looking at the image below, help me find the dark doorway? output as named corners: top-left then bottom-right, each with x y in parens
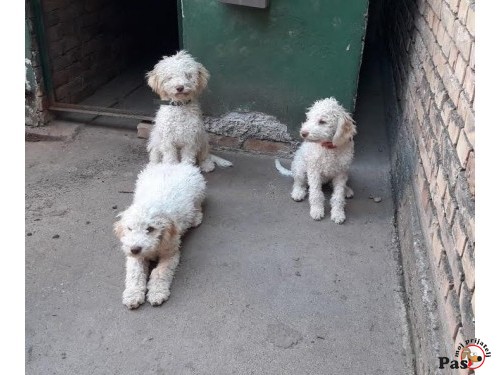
top-left (38, 0), bottom-right (179, 123)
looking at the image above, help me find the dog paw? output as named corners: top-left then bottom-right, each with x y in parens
top-left (331, 211), bottom-right (346, 224)
top-left (200, 160), bottom-right (215, 173)
top-left (345, 186), bottom-right (354, 199)
top-left (192, 212), bottom-right (203, 227)
top-left (214, 158), bottom-right (233, 168)
top-left (310, 206), bottom-right (325, 220)
top-left (122, 288), bottom-right (146, 310)
top-left (147, 288), bottom-right (170, 306)
top-left (291, 188), bottom-right (307, 201)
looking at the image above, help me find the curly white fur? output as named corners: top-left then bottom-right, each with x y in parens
top-left (276, 97), bottom-right (357, 224)
top-left (114, 163), bottom-right (206, 309)
top-left (146, 50), bottom-right (232, 171)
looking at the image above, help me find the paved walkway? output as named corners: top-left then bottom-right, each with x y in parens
top-left (26, 54), bottom-right (414, 375)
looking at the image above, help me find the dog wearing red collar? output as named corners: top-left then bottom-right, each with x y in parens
top-left (275, 97), bottom-right (356, 223)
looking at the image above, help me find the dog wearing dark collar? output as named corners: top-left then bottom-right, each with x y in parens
top-left (146, 51), bottom-right (232, 171)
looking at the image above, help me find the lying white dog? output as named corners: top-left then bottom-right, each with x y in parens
top-left (114, 163), bottom-right (206, 309)
top-left (146, 50), bottom-right (232, 172)
top-left (275, 97), bottom-right (357, 224)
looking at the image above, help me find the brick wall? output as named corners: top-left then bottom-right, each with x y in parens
top-left (40, 0), bottom-right (139, 104)
top-left (382, 0), bottom-right (475, 367)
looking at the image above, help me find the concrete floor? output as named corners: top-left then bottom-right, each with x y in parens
top-left (26, 52), bottom-right (414, 375)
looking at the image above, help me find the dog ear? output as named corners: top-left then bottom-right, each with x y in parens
top-left (196, 63), bottom-right (210, 93)
top-left (146, 69), bottom-right (162, 96)
top-left (332, 114), bottom-right (357, 146)
top-left (166, 221), bottom-right (178, 239)
top-left (113, 220), bottom-right (125, 239)
top-left (158, 219), bottom-right (180, 251)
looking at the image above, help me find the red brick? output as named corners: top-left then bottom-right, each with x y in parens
top-left (428, 0), bottom-right (442, 18)
top-left (444, 289), bottom-right (461, 340)
top-left (440, 3), bottom-right (456, 35)
top-left (463, 111), bottom-right (474, 149)
top-left (209, 135), bottom-right (241, 149)
top-left (435, 23), bottom-right (445, 48)
top-left (448, 0), bottom-right (460, 13)
top-left (442, 65), bottom-right (462, 107)
top-left (433, 46), bottom-right (448, 78)
top-left (243, 138), bottom-right (291, 155)
top-left (457, 91), bottom-right (473, 123)
top-left (453, 20), bottom-right (472, 61)
top-left (461, 242), bottom-right (475, 291)
top-left (45, 24), bottom-right (62, 43)
top-left (459, 283), bottom-right (475, 338)
top-left (432, 229), bottom-right (445, 265)
top-left (454, 327), bottom-right (466, 359)
top-left (435, 87), bottom-right (449, 110)
top-left (136, 122), bottom-right (152, 139)
top-left (424, 5), bottom-right (435, 28)
top-left (463, 67), bottom-right (475, 103)
top-left (432, 13), bottom-right (440, 34)
top-left (448, 43), bottom-right (459, 68)
top-left (447, 115), bottom-right (461, 146)
top-left (420, 140), bottom-right (433, 179)
top-left (471, 290), bottom-right (475, 315)
top-left (441, 100), bottom-right (455, 126)
top-left (444, 186), bottom-right (457, 224)
top-left (418, 176), bottom-right (434, 230)
top-left (467, 216), bottom-right (475, 246)
top-left (415, 96), bottom-right (426, 125)
top-left (451, 218), bottom-right (468, 257)
top-left (457, 0), bottom-right (469, 25)
top-left (469, 42), bottom-right (475, 70)
top-left (454, 54), bottom-right (467, 83)
top-left (456, 130), bottom-right (472, 168)
top-left (42, 0), bottom-right (67, 12)
top-left (465, 151), bottom-right (475, 197)
top-left (435, 167), bottom-right (447, 200)
top-left (437, 252), bottom-right (455, 299)
top-left (466, 4), bottom-right (474, 36)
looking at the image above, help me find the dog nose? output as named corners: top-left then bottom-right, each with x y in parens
top-left (300, 131), bottom-right (309, 138)
top-left (130, 246), bottom-right (142, 255)
top-left (176, 85), bottom-right (184, 92)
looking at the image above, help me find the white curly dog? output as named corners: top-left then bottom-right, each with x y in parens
top-left (146, 50), bottom-right (232, 172)
top-left (114, 162), bottom-right (206, 309)
top-left (275, 97), bottom-right (357, 224)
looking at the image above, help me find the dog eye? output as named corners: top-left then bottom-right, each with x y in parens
top-left (185, 73), bottom-right (192, 79)
top-left (146, 226), bottom-right (155, 233)
top-left (318, 119), bottom-right (326, 124)
top-left (127, 227), bottom-right (131, 231)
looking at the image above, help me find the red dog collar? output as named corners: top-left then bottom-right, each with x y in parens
top-left (320, 141), bottom-right (336, 149)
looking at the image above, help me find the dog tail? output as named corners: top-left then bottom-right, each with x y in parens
top-left (210, 154), bottom-right (233, 168)
top-left (275, 159), bottom-right (293, 177)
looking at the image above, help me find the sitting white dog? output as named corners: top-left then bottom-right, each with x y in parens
top-left (146, 50), bottom-right (232, 172)
top-left (114, 163), bottom-right (206, 309)
top-left (275, 97), bottom-right (357, 224)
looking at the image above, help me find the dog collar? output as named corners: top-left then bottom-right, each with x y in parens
top-left (155, 99), bottom-right (191, 106)
top-left (320, 141), bottom-right (337, 149)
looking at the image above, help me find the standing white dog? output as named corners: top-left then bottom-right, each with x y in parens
top-left (114, 163), bottom-right (206, 309)
top-left (275, 97), bottom-right (357, 224)
top-left (146, 50), bottom-right (232, 172)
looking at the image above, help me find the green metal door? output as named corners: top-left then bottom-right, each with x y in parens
top-left (180, 0), bottom-right (369, 132)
